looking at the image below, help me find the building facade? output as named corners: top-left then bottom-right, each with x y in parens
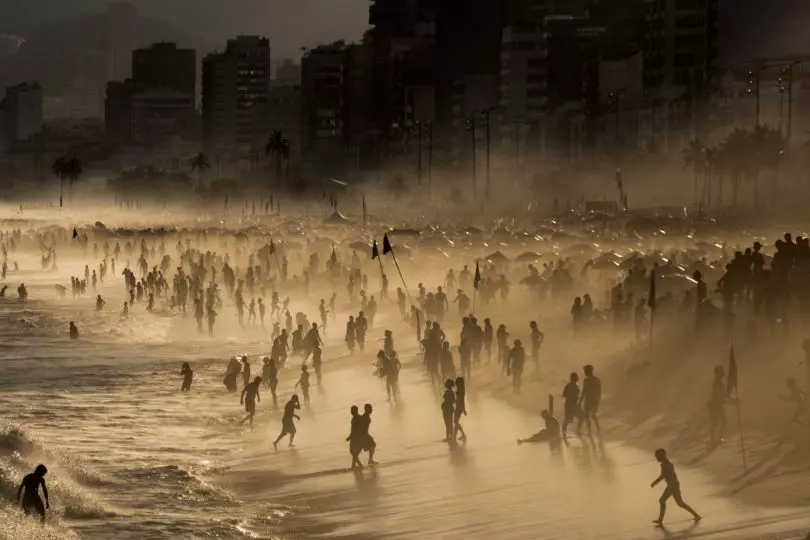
top-left (0, 83), bottom-right (43, 151)
top-left (202, 36), bottom-right (272, 161)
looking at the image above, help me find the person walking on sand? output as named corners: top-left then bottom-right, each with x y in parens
top-left (453, 377), bottom-right (467, 442)
top-left (562, 372), bottom-right (582, 438)
top-left (273, 395), bottom-right (301, 450)
top-left (578, 365), bottom-right (601, 435)
top-left (17, 464), bottom-right (49, 523)
top-left (441, 379), bottom-right (456, 442)
top-left (650, 448), bottom-right (701, 525)
top-left (295, 365), bottom-right (311, 405)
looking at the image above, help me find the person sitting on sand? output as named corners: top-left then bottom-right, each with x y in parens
top-left (69, 321), bottom-right (79, 340)
top-left (17, 282), bottom-right (27, 300)
top-left (518, 410), bottom-right (560, 445)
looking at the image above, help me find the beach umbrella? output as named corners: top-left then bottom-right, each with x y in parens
top-left (516, 251), bottom-right (543, 262)
top-left (520, 275), bottom-right (546, 286)
top-left (348, 241), bottom-right (370, 251)
top-left (484, 251), bottom-right (509, 264)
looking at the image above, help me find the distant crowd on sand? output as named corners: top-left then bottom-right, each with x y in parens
top-left (10, 224), bottom-right (810, 528)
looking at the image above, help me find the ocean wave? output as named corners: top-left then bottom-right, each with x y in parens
top-left (123, 464), bottom-right (236, 504)
top-left (0, 424), bottom-right (117, 523)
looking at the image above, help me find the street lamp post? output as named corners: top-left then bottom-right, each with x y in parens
top-left (465, 114), bottom-right (477, 200)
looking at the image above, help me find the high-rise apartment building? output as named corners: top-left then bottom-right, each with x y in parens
top-left (202, 36), bottom-right (272, 158)
top-left (0, 83), bottom-right (43, 151)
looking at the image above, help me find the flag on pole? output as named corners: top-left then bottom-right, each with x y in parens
top-left (72, 227), bottom-right (78, 239)
top-left (372, 240), bottom-right (380, 260)
top-left (382, 233), bottom-right (392, 255)
top-left (269, 239), bottom-right (276, 255)
top-left (548, 394), bottom-right (554, 416)
top-left (330, 248), bottom-right (338, 265)
top-left (648, 268), bottom-right (656, 312)
top-left (727, 344), bottom-right (738, 398)
top-left (473, 262), bottom-right (481, 290)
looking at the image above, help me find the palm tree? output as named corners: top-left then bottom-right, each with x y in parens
top-left (703, 146), bottom-right (718, 209)
top-left (265, 130), bottom-right (284, 183)
top-left (189, 152), bottom-right (211, 188)
top-left (278, 138), bottom-right (291, 183)
top-left (757, 125), bottom-right (786, 206)
top-left (721, 128), bottom-right (752, 209)
top-left (52, 155), bottom-right (82, 207)
top-left (682, 137), bottom-right (706, 206)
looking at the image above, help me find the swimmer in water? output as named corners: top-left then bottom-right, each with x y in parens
top-left (17, 464), bottom-right (49, 523)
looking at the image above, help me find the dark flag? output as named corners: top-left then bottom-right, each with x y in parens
top-left (382, 234), bottom-right (392, 255)
top-left (72, 228), bottom-right (78, 239)
top-left (330, 248), bottom-right (338, 265)
top-left (372, 240), bottom-right (380, 260)
top-left (727, 344), bottom-right (738, 398)
top-left (648, 269), bottom-right (656, 312)
top-left (473, 262), bottom-right (481, 290)
top-left (269, 239), bottom-right (276, 255)
top-left (548, 394), bottom-right (554, 416)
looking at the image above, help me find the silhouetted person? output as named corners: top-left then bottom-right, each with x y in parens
top-left (274, 395), bottom-right (301, 450)
top-left (529, 321), bottom-right (544, 370)
top-left (441, 379), bottom-right (455, 442)
top-left (360, 403), bottom-right (377, 465)
top-left (518, 410), bottom-right (560, 445)
top-left (454, 377), bottom-right (467, 442)
top-left (240, 376), bottom-right (262, 426)
top-left (180, 362), bottom-right (193, 391)
top-left (262, 357), bottom-right (279, 407)
top-left (578, 365), bottom-right (601, 435)
top-left (18, 282), bottom-right (27, 300)
top-left (508, 340), bottom-right (526, 394)
top-left (312, 340), bottom-right (323, 385)
top-left (68, 321), bottom-right (79, 340)
top-left (651, 448), bottom-right (701, 524)
top-left (347, 405), bottom-right (364, 469)
top-left (295, 365), bottom-right (311, 405)
top-left (17, 464), bottom-right (49, 523)
top-left (562, 372), bottom-right (582, 438)
top-left (779, 376), bottom-right (808, 427)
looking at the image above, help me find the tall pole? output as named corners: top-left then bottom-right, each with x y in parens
top-left (485, 109), bottom-right (491, 198)
top-left (469, 115), bottom-right (478, 200)
top-left (788, 62), bottom-right (796, 143)
top-left (417, 122), bottom-right (423, 187)
top-left (428, 122), bottom-right (433, 201)
top-left (755, 66), bottom-right (762, 127)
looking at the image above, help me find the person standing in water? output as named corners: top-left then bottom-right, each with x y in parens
top-left (274, 395), bottom-right (301, 450)
top-left (241, 356), bottom-right (251, 390)
top-left (529, 321), bottom-right (544, 371)
top-left (508, 339), bottom-right (526, 395)
top-left (180, 362), bottom-right (193, 391)
top-left (69, 322), bottom-right (79, 340)
top-left (295, 365), bottom-right (311, 405)
top-left (311, 341), bottom-right (323, 385)
top-left (453, 377), bottom-right (467, 442)
top-left (347, 406), bottom-right (364, 469)
top-left (441, 379), bottom-right (456, 442)
top-left (239, 376), bottom-right (262, 426)
top-left (650, 448), bottom-right (701, 525)
top-left (360, 403), bottom-right (378, 465)
top-left (17, 464), bottom-right (49, 523)
top-left (262, 357), bottom-right (279, 407)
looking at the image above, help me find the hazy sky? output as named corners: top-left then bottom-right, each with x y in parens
top-left (0, 0), bottom-right (808, 62)
top-left (0, 0), bottom-right (371, 58)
